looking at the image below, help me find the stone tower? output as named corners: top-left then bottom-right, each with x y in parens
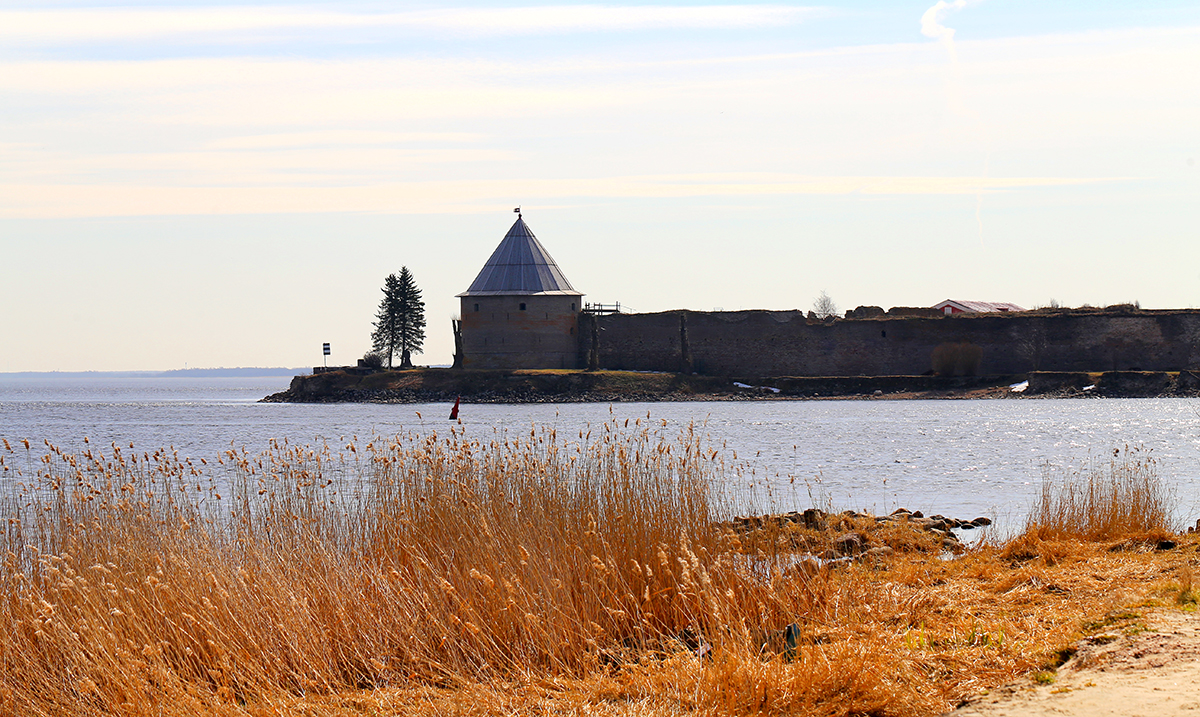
top-left (457, 215), bottom-right (584, 369)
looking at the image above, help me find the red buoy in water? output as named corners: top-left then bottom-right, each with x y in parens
top-left (449, 396), bottom-right (461, 420)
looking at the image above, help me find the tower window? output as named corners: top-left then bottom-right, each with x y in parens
top-left (474, 303), bottom-right (479, 312)
top-left (519, 303), bottom-right (526, 311)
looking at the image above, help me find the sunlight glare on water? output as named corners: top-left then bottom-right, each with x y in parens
top-left (2, 376), bottom-right (1200, 535)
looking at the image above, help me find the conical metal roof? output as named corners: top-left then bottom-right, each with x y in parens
top-left (458, 217), bottom-right (583, 296)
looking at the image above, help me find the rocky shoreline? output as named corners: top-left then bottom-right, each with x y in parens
top-left (727, 506), bottom-right (1187, 576)
top-left (727, 507), bottom-right (993, 568)
top-left (261, 368), bottom-right (1200, 404)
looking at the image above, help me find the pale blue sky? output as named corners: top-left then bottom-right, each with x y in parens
top-left (2, 1), bottom-right (1198, 371)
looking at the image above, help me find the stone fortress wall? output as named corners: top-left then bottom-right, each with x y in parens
top-left (576, 307), bottom-right (1200, 376)
top-left (460, 294), bottom-right (581, 370)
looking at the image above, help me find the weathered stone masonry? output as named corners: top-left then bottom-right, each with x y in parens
top-left (461, 294), bottom-right (580, 370)
top-left (458, 215), bottom-right (583, 370)
top-left (456, 217), bottom-right (1200, 375)
top-left (577, 309), bottom-right (1200, 376)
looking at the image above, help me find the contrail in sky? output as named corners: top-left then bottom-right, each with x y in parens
top-left (920, 0), bottom-right (972, 109)
top-left (976, 154), bottom-right (989, 248)
top-left (921, 0), bottom-right (988, 247)
top-left (921, 0), bottom-right (968, 62)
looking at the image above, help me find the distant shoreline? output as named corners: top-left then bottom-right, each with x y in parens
top-left (1, 368), bottom-right (306, 379)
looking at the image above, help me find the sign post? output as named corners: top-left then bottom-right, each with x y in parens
top-left (322, 342), bottom-right (330, 368)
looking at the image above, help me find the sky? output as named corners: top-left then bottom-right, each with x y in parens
top-left (2, 0), bottom-right (1198, 372)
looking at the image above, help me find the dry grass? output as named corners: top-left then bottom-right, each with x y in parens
top-left (1017, 446), bottom-right (1173, 543)
top-left (0, 429), bottom-right (1190, 717)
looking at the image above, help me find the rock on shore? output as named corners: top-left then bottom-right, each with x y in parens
top-left (727, 507), bottom-right (993, 567)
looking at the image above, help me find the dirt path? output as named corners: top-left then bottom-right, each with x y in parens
top-left (950, 608), bottom-right (1200, 716)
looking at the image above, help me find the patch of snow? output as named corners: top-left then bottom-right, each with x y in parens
top-left (1009, 380), bottom-right (1029, 393)
top-left (733, 381), bottom-right (781, 393)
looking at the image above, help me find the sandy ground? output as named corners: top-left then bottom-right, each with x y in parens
top-left (950, 607), bottom-right (1200, 717)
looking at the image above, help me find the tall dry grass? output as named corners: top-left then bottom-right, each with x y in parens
top-left (0, 428), bottom-right (1185, 716)
top-left (1020, 446), bottom-right (1173, 542)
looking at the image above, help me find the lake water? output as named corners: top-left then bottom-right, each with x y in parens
top-left (3, 375), bottom-right (1200, 535)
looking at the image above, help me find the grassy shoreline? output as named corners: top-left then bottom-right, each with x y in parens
top-left (0, 429), bottom-right (1190, 716)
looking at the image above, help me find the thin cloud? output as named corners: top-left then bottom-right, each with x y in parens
top-left (0, 146), bottom-right (523, 186)
top-left (0, 5), bottom-right (818, 44)
top-left (0, 24), bottom-right (1190, 217)
top-left (208, 131), bottom-right (485, 150)
top-left (0, 175), bottom-right (1128, 219)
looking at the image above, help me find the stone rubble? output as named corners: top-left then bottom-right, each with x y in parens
top-left (729, 507), bottom-right (993, 566)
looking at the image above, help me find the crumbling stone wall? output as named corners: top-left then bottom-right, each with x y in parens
top-left (577, 309), bottom-right (1200, 376)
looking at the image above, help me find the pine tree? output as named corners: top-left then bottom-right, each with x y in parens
top-left (371, 267), bottom-right (425, 369)
top-left (394, 267), bottom-right (426, 368)
top-left (371, 274), bottom-right (401, 369)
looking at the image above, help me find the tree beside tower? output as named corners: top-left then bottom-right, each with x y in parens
top-left (371, 267), bottom-right (425, 369)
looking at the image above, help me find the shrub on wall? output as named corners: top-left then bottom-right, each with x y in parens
top-left (931, 341), bottom-right (983, 376)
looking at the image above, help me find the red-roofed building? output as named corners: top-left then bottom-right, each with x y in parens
top-left (933, 299), bottom-right (1025, 316)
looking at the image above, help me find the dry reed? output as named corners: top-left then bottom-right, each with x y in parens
top-left (1019, 446), bottom-right (1173, 542)
top-left (0, 428), bottom-right (1187, 716)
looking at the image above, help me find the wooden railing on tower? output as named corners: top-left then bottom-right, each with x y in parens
top-left (583, 302), bottom-right (623, 315)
